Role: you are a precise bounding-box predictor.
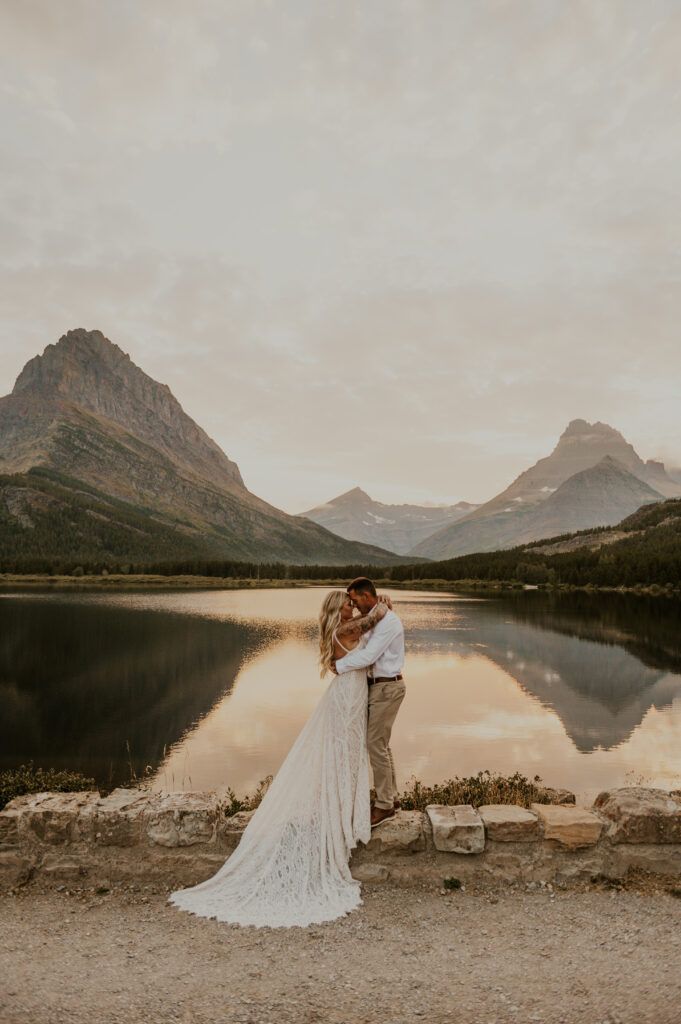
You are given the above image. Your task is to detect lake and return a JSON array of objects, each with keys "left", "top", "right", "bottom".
[{"left": 1, "top": 586, "right": 681, "bottom": 805}]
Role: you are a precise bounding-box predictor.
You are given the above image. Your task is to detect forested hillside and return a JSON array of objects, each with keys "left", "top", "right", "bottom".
[{"left": 3, "top": 493, "right": 681, "bottom": 590}]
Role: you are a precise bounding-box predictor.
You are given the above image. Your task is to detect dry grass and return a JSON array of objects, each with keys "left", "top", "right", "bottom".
[{"left": 398, "top": 769, "right": 556, "bottom": 810}]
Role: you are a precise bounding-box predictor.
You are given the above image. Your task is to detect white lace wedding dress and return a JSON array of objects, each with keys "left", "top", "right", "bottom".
[{"left": 168, "top": 632, "right": 371, "bottom": 928}]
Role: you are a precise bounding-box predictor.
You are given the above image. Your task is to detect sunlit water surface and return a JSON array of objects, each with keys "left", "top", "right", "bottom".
[{"left": 2, "top": 586, "right": 681, "bottom": 804}]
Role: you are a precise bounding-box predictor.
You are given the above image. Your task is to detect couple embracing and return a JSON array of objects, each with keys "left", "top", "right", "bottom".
[{"left": 169, "top": 577, "right": 406, "bottom": 928}]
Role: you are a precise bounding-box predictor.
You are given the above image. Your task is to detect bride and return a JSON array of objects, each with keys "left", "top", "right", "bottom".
[{"left": 167, "top": 589, "right": 392, "bottom": 928}]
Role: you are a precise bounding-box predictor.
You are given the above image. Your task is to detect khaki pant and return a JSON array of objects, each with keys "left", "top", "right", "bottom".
[{"left": 367, "top": 678, "right": 406, "bottom": 810}]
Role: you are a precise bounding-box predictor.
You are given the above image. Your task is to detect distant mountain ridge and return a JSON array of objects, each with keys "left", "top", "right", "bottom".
[
  {"left": 3, "top": 335, "right": 679, "bottom": 568},
  {"left": 0, "top": 328, "right": 409, "bottom": 565},
  {"left": 412, "top": 419, "right": 681, "bottom": 558},
  {"left": 504, "top": 456, "right": 665, "bottom": 545},
  {"left": 300, "top": 486, "right": 477, "bottom": 554},
  {"left": 384, "top": 497, "right": 681, "bottom": 591}
]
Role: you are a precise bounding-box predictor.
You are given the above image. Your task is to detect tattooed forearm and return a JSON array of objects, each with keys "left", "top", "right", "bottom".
[{"left": 336, "top": 600, "right": 388, "bottom": 639}]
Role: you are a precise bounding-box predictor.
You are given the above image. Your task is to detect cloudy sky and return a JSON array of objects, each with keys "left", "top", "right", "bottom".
[{"left": 2, "top": 1, "right": 681, "bottom": 512}]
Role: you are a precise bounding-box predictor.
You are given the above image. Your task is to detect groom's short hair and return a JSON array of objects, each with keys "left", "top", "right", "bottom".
[{"left": 347, "top": 576, "right": 376, "bottom": 597}]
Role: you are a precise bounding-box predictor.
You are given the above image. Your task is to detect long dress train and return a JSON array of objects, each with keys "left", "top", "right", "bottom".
[{"left": 167, "top": 635, "right": 371, "bottom": 928}]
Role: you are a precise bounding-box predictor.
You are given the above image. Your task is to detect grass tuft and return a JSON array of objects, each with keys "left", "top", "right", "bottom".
[
  {"left": 443, "top": 877, "right": 462, "bottom": 890},
  {"left": 222, "top": 774, "right": 274, "bottom": 816}
]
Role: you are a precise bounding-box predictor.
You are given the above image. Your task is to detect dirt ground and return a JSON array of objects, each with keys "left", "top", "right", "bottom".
[{"left": 2, "top": 875, "right": 681, "bottom": 1024}]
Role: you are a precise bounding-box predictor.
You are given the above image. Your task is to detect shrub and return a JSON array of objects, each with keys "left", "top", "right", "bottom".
[
  {"left": 222, "top": 774, "right": 273, "bottom": 816},
  {"left": 0, "top": 761, "right": 96, "bottom": 811},
  {"left": 398, "top": 769, "right": 550, "bottom": 810},
  {"left": 443, "top": 876, "right": 462, "bottom": 890}
]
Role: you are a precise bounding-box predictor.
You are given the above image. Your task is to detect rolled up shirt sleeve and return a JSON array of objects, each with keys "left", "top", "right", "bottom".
[{"left": 335, "top": 616, "right": 402, "bottom": 673}]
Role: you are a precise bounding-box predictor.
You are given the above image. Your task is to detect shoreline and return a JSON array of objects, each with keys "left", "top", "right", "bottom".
[
  {"left": 3, "top": 786, "right": 681, "bottom": 896},
  {"left": 0, "top": 572, "right": 678, "bottom": 597}
]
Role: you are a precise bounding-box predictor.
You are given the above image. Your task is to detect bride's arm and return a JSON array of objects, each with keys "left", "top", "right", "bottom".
[{"left": 335, "top": 596, "right": 391, "bottom": 640}]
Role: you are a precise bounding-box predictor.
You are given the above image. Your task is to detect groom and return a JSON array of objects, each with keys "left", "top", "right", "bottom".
[{"left": 333, "top": 576, "right": 406, "bottom": 828}]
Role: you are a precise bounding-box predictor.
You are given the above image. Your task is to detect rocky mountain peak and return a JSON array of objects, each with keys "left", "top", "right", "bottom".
[
  {"left": 411, "top": 418, "right": 680, "bottom": 559},
  {"left": 10, "top": 327, "right": 245, "bottom": 490},
  {"left": 334, "top": 486, "right": 372, "bottom": 505},
  {"left": 550, "top": 425, "right": 679, "bottom": 497},
  {"left": 558, "top": 419, "right": 628, "bottom": 445},
  {"left": 301, "top": 486, "right": 477, "bottom": 554},
  {"left": 535, "top": 419, "right": 645, "bottom": 482},
  {"left": 13, "top": 328, "right": 132, "bottom": 395},
  {"left": 0, "top": 328, "right": 410, "bottom": 565}
]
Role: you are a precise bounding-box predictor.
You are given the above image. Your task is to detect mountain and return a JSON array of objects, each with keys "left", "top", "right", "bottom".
[
  {"left": 389, "top": 496, "right": 681, "bottom": 591},
  {"left": 299, "top": 486, "right": 477, "bottom": 555},
  {"left": 412, "top": 419, "right": 681, "bottom": 559},
  {"left": 0, "top": 328, "right": 409, "bottom": 565},
  {"left": 505, "top": 457, "right": 665, "bottom": 546}
]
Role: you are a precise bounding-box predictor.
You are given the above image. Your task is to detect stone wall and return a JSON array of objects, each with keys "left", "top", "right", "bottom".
[{"left": 1, "top": 786, "right": 681, "bottom": 889}]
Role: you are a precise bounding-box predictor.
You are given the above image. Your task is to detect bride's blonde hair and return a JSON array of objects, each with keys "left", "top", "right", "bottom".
[{"left": 319, "top": 589, "right": 348, "bottom": 678}]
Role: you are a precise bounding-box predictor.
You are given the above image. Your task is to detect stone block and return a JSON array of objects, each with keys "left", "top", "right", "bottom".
[
  {"left": 21, "top": 791, "right": 101, "bottom": 845},
  {"left": 364, "top": 811, "right": 426, "bottom": 854},
  {"left": 536, "top": 787, "right": 576, "bottom": 805},
  {"left": 146, "top": 792, "right": 219, "bottom": 847},
  {"left": 531, "top": 803, "right": 603, "bottom": 849},
  {"left": 594, "top": 787, "right": 681, "bottom": 845},
  {"left": 478, "top": 804, "right": 540, "bottom": 842},
  {"left": 0, "top": 793, "right": 58, "bottom": 844},
  {"left": 92, "top": 788, "right": 161, "bottom": 846},
  {"left": 426, "top": 805, "right": 485, "bottom": 854},
  {"left": 1, "top": 793, "right": 51, "bottom": 814}
]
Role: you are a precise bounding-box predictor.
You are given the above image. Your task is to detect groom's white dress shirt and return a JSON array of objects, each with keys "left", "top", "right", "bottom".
[{"left": 335, "top": 607, "right": 405, "bottom": 677}]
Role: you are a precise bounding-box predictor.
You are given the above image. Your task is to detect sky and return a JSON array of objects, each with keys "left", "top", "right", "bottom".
[{"left": 2, "top": 0, "right": 681, "bottom": 513}]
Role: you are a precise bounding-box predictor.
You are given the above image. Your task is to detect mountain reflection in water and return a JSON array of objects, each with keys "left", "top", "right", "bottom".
[{"left": 1, "top": 587, "right": 680, "bottom": 803}]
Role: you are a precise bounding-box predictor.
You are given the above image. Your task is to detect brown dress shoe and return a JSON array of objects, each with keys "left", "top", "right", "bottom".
[{"left": 370, "top": 806, "right": 396, "bottom": 828}]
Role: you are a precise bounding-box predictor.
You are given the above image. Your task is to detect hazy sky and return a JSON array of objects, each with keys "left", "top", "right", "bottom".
[{"left": 2, "top": 1, "right": 681, "bottom": 512}]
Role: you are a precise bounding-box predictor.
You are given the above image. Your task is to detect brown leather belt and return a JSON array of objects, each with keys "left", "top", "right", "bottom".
[{"left": 368, "top": 674, "right": 403, "bottom": 684}]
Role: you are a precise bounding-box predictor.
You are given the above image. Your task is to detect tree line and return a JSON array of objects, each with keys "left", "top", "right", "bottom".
[{"left": 2, "top": 477, "right": 680, "bottom": 589}]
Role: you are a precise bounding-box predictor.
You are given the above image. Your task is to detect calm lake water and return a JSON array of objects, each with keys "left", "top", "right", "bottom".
[{"left": 2, "top": 586, "right": 681, "bottom": 804}]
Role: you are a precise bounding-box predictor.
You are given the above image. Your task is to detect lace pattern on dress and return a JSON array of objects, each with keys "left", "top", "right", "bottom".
[{"left": 168, "top": 639, "right": 371, "bottom": 929}]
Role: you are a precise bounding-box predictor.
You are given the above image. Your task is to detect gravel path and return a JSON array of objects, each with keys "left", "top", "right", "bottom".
[{"left": 2, "top": 876, "right": 681, "bottom": 1024}]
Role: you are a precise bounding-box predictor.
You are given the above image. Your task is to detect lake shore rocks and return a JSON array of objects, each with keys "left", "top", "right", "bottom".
[
  {"left": 2, "top": 786, "right": 681, "bottom": 890},
  {"left": 426, "top": 804, "right": 485, "bottom": 853},
  {"left": 594, "top": 787, "right": 681, "bottom": 844},
  {"left": 530, "top": 803, "right": 604, "bottom": 849},
  {"left": 364, "top": 810, "right": 426, "bottom": 855},
  {"left": 478, "top": 804, "right": 541, "bottom": 842}
]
